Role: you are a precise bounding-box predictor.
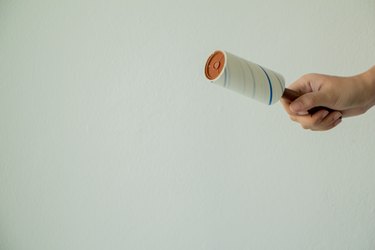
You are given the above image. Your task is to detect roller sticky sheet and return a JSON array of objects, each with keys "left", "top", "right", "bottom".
[{"left": 204, "top": 50, "right": 310, "bottom": 107}]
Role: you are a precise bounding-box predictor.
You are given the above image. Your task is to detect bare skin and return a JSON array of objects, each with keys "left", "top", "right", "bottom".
[{"left": 281, "top": 66, "right": 375, "bottom": 131}]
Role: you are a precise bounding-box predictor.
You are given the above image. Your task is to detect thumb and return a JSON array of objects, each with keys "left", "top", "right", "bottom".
[{"left": 289, "top": 92, "right": 329, "bottom": 114}]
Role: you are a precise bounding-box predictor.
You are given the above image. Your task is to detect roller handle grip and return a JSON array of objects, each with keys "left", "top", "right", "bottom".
[{"left": 282, "top": 88, "right": 334, "bottom": 114}]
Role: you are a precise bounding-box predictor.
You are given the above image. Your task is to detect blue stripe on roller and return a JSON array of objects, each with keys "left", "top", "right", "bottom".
[
  {"left": 259, "top": 65, "right": 273, "bottom": 105},
  {"left": 246, "top": 63, "right": 256, "bottom": 98}
]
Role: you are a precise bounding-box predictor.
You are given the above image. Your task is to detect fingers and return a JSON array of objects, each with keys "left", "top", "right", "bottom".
[
  {"left": 281, "top": 74, "right": 344, "bottom": 131},
  {"left": 282, "top": 96, "right": 342, "bottom": 131},
  {"left": 289, "top": 92, "right": 332, "bottom": 115},
  {"left": 289, "top": 110, "right": 343, "bottom": 131}
]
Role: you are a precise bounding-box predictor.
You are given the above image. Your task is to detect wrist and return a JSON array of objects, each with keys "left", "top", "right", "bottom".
[{"left": 356, "top": 66, "right": 375, "bottom": 108}]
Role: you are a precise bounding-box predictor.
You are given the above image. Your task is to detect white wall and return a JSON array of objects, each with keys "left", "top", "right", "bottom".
[{"left": 1, "top": 1, "right": 375, "bottom": 249}]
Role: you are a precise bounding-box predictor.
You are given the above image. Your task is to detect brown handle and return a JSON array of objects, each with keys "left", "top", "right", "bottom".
[{"left": 282, "top": 88, "right": 334, "bottom": 114}]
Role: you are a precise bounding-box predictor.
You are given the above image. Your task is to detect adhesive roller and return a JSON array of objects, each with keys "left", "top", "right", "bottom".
[{"left": 204, "top": 50, "right": 328, "bottom": 113}]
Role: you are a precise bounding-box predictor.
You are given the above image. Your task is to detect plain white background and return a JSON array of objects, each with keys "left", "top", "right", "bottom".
[{"left": 1, "top": 0, "right": 375, "bottom": 249}]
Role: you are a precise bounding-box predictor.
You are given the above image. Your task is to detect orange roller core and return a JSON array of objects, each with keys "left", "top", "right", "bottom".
[{"left": 205, "top": 51, "right": 225, "bottom": 80}]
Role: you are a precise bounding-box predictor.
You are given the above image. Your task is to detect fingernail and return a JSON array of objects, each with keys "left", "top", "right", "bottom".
[
  {"left": 297, "top": 111, "right": 309, "bottom": 115},
  {"left": 290, "top": 101, "right": 304, "bottom": 112},
  {"left": 334, "top": 118, "right": 342, "bottom": 126},
  {"left": 334, "top": 112, "right": 342, "bottom": 120}
]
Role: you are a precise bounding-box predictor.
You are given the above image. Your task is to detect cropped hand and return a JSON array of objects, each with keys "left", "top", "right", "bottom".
[{"left": 281, "top": 67, "right": 375, "bottom": 131}]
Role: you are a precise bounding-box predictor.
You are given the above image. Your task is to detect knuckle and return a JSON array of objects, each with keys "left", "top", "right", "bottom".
[
  {"left": 301, "top": 73, "right": 317, "bottom": 80},
  {"left": 303, "top": 98, "right": 315, "bottom": 108},
  {"left": 301, "top": 124, "right": 310, "bottom": 130},
  {"left": 310, "top": 127, "right": 323, "bottom": 131},
  {"left": 357, "top": 107, "right": 368, "bottom": 115}
]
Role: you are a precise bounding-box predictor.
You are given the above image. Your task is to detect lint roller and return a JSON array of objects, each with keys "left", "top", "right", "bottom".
[{"left": 204, "top": 50, "right": 328, "bottom": 113}]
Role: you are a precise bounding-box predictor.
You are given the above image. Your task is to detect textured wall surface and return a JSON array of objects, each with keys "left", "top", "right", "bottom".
[{"left": 1, "top": 1, "right": 375, "bottom": 249}]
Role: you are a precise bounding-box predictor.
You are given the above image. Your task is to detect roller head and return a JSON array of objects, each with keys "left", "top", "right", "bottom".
[
  {"left": 205, "top": 50, "right": 226, "bottom": 80},
  {"left": 204, "top": 50, "right": 285, "bottom": 105}
]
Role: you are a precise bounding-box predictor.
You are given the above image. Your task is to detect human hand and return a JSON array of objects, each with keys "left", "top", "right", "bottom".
[{"left": 281, "top": 66, "right": 375, "bottom": 131}]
